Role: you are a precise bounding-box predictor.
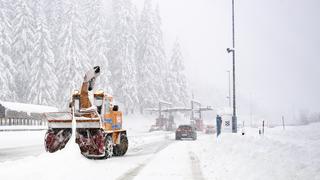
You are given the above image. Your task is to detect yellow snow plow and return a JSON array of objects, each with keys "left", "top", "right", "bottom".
[{"left": 44, "top": 66, "right": 128, "bottom": 158}]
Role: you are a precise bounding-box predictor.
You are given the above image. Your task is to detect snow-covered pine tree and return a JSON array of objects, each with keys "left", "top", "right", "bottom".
[
  {"left": 11, "top": 0, "right": 36, "bottom": 102},
  {"left": 43, "top": 0, "right": 63, "bottom": 36},
  {"left": 0, "top": 0, "right": 16, "bottom": 101},
  {"left": 168, "top": 40, "right": 189, "bottom": 106},
  {"left": 0, "top": 0, "right": 12, "bottom": 55},
  {"left": 108, "top": 0, "right": 138, "bottom": 114},
  {"left": 136, "top": 0, "right": 166, "bottom": 111},
  {"left": 84, "top": 0, "right": 111, "bottom": 92},
  {"left": 0, "top": 43, "right": 9, "bottom": 100},
  {"left": 165, "top": 64, "right": 178, "bottom": 105},
  {"left": 56, "top": 0, "right": 90, "bottom": 108},
  {"left": 153, "top": 4, "right": 167, "bottom": 101},
  {"left": 28, "top": 3, "right": 58, "bottom": 106},
  {"left": 0, "top": 30, "right": 14, "bottom": 101},
  {"left": 43, "top": 0, "right": 63, "bottom": 66}
]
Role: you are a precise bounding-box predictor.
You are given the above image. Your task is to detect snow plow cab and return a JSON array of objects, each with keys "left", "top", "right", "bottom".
[{"left": 44, "top": 66, "right": 128, "bottom": 159}]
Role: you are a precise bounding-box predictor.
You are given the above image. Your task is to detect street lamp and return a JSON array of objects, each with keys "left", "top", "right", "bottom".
[{"left": 227, "top": 0, "right": 237, "bottom": 133}]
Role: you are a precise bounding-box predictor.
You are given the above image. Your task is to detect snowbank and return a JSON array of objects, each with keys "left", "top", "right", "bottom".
[
  {"left": 0, "top": 100, "right": 58, "bottom": 114},
  {"left": 191, "top": 123, "right": 320, "bottom": 180}
]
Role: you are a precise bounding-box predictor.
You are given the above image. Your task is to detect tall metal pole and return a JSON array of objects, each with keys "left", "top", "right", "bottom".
[
  {"left": 227, "top": 70, "right": 231, "bottom": 107},
  {"left": 250, "top": 93, "right": 253, "bottom": 127},
  {"left": 231, "top": 0, "right": 237, "bottom": 133}
]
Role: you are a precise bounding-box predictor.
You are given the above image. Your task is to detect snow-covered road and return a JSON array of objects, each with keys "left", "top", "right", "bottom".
[
  {"left": 0, "top": 121, "right": 319, "bottom": 180},
  {"left": 131, "top": 136, "right": 208, "bottom": 180},
  {"left": 0, "top": 145, "right": 44, "bottom": 162},
  {"left": 0, "top": 128, "right": 179, "bottom": 180},
  {"left": 0, "top": 130, "right": 46, "bottom": 162},
  {"left": 0, "top": 130, "right": 173, "bottom": 161},
  {"left": 0, "top": 128, "right": 208, "bottom": 180},
  {"left": 0, "top": 132, "right": 172, "bottom": 163}
]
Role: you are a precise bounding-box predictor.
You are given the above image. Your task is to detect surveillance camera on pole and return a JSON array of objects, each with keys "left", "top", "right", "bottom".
[{"left": 226, "top": 48, "right": 234, "bottom": 53}]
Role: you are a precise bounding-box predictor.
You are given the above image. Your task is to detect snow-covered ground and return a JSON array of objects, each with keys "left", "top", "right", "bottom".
[
  {"left": 0, "top": 130, "right": 46, "bottom": 149},
  {"left": 0, "top": 115, "right": 319, "bottom": 180},
  {"left": 193, "top": 123, "right": 320, "bottom": 180}
]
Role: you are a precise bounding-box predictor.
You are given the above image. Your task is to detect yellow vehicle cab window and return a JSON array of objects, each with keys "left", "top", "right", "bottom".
[{"left": 94, "top": 96, "right": 103, "bottom": 114}]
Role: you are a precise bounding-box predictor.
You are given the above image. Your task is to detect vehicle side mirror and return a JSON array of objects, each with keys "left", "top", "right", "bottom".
[
  {"left": 113, "top": 105, "right": 119, "bottom": 111},
  {"left": 69, "top": 102, "right": 73, "bottom": 108}
]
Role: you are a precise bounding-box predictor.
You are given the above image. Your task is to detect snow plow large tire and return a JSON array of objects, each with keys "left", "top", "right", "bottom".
[
  {"left": 103, "top": 135, "right": 113, "bottom": 159},
  {"left": 113, "top": 134, "right": 128, "bottom": 156}
]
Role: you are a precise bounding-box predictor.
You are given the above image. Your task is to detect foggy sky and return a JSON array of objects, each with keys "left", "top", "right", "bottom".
[{"left": 132, "top": 0, "right": 320, "bottom": 123}]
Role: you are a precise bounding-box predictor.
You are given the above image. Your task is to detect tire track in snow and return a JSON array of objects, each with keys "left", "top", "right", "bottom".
[
  {"left": 189, "top": 151, "right": 205, "bottom": 180},
  {"left": 117, "top": 138, "right": 174, "bottom": 180}
]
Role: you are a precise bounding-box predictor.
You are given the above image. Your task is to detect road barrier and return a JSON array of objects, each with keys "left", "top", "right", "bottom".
[{"left": 0, "top": 104, "right": 48, "bottom": 131}]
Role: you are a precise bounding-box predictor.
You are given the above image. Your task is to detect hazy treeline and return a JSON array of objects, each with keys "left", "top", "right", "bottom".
[{"left": 0, "top": 0, "right": 189, "bottom": 113}]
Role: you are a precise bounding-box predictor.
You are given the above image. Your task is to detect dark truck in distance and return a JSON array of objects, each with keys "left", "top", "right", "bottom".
[{"left": 175, "top": 125, "right": 197, "bottom": 140}]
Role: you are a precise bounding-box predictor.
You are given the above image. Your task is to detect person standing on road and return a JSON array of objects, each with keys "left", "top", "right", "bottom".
[{"left": 216, "top": 115, "right": 222, "bottom": 137}]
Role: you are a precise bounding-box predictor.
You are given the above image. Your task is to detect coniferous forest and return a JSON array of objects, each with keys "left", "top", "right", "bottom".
[{"left": 0, "top": 0, "right": 189, "bottom": 113}]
